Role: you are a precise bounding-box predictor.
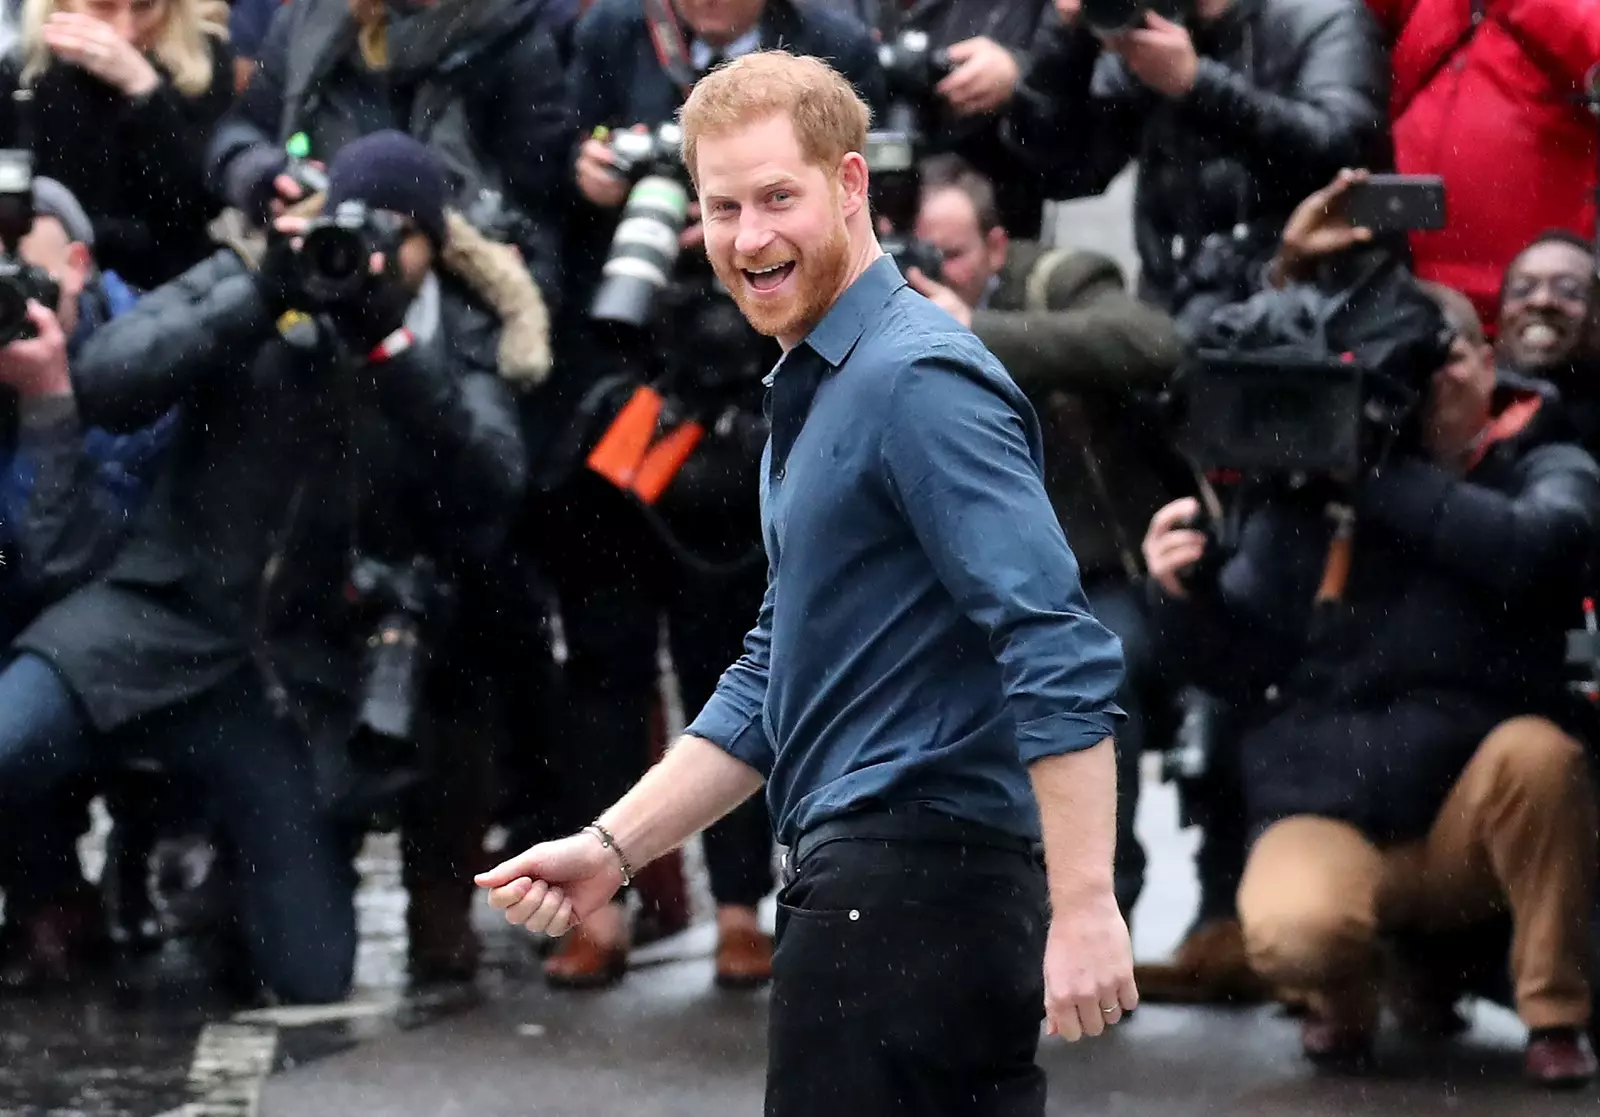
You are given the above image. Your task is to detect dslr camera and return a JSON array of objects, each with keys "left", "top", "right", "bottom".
[
  {"left": 1079, "top": 0, "right": 1189, "bottom": 34},
  {"left": 296, "top": 200, "right": 409, "bottom": 309},
  {"left": 878, "top": 29, "right": 952, "bottom": 133},
  {"left": 342, "top": 554, "right": 452, "bottom": 822},
  {"left": 0, "top": 150, "right": 61, "bottom": 347},
  {"left": 863, "top": 130, "right": 945, "bottom": 282},
  {"left": 591, "top": 122, "right": 695, "bottom": 330}
]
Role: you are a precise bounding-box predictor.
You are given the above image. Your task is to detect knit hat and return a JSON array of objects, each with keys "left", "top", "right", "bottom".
[
  {"left": 32, "top": 176, "right": 95, "bottom": 248},
  {"left": 324, "top": 131, "right": 448, "bottom": 249}
]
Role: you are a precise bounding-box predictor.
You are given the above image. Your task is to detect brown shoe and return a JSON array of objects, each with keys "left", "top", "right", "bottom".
[
  {"left": 543, "top": 928, "right": 628, "bottom": 990},
  {"left": 0, "top": 891, "right": 109, "bottom": 991},
  {"left": 1133, "top": 918, "right": 1271, "bottom": 1005},
  {"left": 714, "top": 927, "right": 773, "bottom": 989},
  {"left": 1525, "top": 1029, "right": 1597, "bottom": 1089},
  {"left": 1301, "top": 1010, "right": 1376, "bottom": 1068}
]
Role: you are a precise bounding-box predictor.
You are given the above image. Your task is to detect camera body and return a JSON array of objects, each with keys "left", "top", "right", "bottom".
[
  {"left": 591, "top": 122, "right": 695, "bottom": 329},
  {"left": 0, "top": 149, "right": 59, "bottom": 346},
  {"left": 863, "top": 129, "right": 945, "bottom": 283},
  {"left": 297, "top": 200, "right": 409, "bottom": 309},
  {"left": 345, "top": 554, "right": 450, "bottom": 751},
  {"left": 879, "top": 29, "right": 953, "bottom": 109},
  {"left": 1080, "top": 0, "right": 1189, "bottom": 34}
]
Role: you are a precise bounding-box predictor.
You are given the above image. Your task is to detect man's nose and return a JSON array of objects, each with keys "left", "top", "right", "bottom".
[{"left": 734, "top": 220, "right": 774, "bottom": 258}]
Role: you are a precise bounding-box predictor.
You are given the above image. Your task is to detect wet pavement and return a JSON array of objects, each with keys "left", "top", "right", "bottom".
[{"left": 2, "top": 769, "right": 1592, "bottom": 1117}]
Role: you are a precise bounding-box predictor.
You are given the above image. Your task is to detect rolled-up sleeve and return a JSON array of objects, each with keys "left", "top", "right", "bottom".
[
  {"left": 881, "top": 344, "right": 1126, "bottom": 763},
  {"left": 686, "top": 563, "right": 777, "bottom": 777}
]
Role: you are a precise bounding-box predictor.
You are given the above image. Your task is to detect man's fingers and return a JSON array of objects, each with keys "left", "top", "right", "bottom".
[
  {"left": 1075, "top": 996, "right": 1106, "bottom": 1038},
  {"left": 476, "top": 853, "right": 541, "bottom": 890},
  {"left": 546, "top": 898, "right": 578, "bottom": 938},
  {"left": 1119, "top": 975, "right": 1140, "bottom": 1013},
  {"left": 1150, "top": 497, "right": 1201, "bottom": 534},
  {"left": 274, "top": 174, "right": 304, "bottom": 202},
  {"left": 486, "top": 876, "right": 533, "bottom": 911},
  {"left": 502, "top": 879, "right": 549, "bottom": 924}
]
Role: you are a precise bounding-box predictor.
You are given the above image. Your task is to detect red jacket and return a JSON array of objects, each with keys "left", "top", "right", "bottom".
[{"left": 1366, "top": 0, "right": 1600, "bottom": 329}]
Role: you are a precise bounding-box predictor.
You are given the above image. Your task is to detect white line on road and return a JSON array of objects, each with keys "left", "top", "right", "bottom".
[{"left": 154, "top": 1021, "right": 279, "bottom": 1117}]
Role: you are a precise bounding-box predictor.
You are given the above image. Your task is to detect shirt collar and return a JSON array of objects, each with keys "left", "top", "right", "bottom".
[
  {"left": 691, "top": 27, "right": 760, "bottom": 70},
  {"left": 800, "top": 254, "right": 906, "bottom": 369}
]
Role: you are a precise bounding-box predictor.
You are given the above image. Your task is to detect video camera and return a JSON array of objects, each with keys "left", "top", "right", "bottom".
[
  {"left": 590, "top": 122, "right": 695, "bottom": 330},
  {"left": 863, "top": 130, "right": 945, "bottom": 282},
  {"left": 295, "top": 200, "right": 409, "bottom": 310},
  {"left": 0, "top": 150, "right": 61, "bottom": 347}
]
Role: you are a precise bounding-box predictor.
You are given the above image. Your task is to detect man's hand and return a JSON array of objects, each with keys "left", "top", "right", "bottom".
[
  {"left": 41, "top": 12, "right": 160, "bottom": 98},
  {"left": 907, "top": 267, "right": 973, "bottom": 329},
  {"left": 1268, "top": 168, "right": 1374, "bottom": 287},
  {"left": 577, "top": 137, "right": 630, "bottom": 209},
  {"left": 1105, "top": 14, "right": 1199, "bottom": 99},
  {"left": 1043, "top": 888, "right": 1137, "bottom": 1040},
  {"left": 1142, "top": 496, "right": 1208, "bottom": 598},
  {"left": 937, "top": 37, "right": 1021, "bottom": 117},
  {"left": 475, "top": 832, "right": 626, "bottom": 938},
  {"left": 0, "top": 302, "right": 72, "bottom": 400}
]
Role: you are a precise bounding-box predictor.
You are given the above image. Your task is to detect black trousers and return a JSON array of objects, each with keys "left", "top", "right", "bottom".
[
  {"left": 767, "top": 810, "right": 1049, "bottom": 1117},
  {"left": 538, "top": 479, "right": 774, "bottom": 906}
]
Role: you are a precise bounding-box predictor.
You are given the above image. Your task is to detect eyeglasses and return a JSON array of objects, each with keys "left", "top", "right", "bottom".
[{"left": 1504, "top": 273, "right": 1594, "bottom": 305}]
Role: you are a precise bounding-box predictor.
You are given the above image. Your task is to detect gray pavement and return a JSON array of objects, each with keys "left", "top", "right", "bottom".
[{"left": 255, "top": 774, "right": 1586, "bottom": 1117}]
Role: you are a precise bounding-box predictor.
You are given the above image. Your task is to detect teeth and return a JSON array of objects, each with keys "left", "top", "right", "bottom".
[
  {"left": 1521, "top": 323, "right": 1560, "bottom": 348},
  {"left": 748, "top": 263, "right": 788, "bottom": 275}
]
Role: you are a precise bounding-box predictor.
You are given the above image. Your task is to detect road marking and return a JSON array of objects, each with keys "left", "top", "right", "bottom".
[{"left": 155, "top": 1021, "right": 279, "bottom": 1117}]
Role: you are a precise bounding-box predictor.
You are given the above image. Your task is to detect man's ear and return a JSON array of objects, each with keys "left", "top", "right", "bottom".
[
  {"left": 65, "top": 241, "right": 93, "bottom": 283},
  {"left": 838, "top": 152, "right": 869, "bottom": 218},
  {"left": 986, "top": 226, "right": 1009, "bottom": 273}
]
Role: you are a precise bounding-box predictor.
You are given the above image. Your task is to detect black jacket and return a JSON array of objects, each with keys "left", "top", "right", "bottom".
[
  {"left": 1011, "top": 0, "right": 1388, "bottom": 330},
  {"left": 14, "top": 251, "right": 526, "bottom": 737},
  {"left": 0, "top": 39, "right": 235, "bottom": 290},
  {"left": 1150, "top": 385, "right": 1600, "bottom": 842},
  {"left": 206, "top": 0, "right": 574, "bottom": 304}
]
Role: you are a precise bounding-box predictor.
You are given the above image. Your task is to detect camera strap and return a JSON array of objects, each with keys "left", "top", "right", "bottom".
[
  {"left": 643, "top": 0, "right": 700, "bottom": 100},
  {"left": 586, "top": 383, "right": 706, "bottom": 504}
]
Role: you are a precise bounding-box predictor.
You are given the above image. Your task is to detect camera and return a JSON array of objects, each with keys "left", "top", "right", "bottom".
[
  {"left": 879, "top": 30, "right": 953, "bottom": 110},
  {"left": 345, "top": 553, "right": 450, "bottom": 758},
  {"left": 863, "top": 130, "right": 945, "bottom": 282},
  {"left": 1080, "top": 0, "right": 1189, "bottom": 34},
  {"left": 590, "top": 122, "right": 695, "bottom": 330},
  {"left": 296, "top": 200, "right": 408, "bottom": 309},
  {"left": 0, "top": 149, "right": 59, "bottom": 346}
]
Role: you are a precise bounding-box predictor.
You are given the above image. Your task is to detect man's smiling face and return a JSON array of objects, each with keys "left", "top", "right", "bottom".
[{"left": 696, "top": 113, "right": 857, "bottom": 350}]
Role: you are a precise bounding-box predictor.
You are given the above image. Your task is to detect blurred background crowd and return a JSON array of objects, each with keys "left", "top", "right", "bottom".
[{"left": 0, "top": 0, "right": 1594, "bottom": 1093}]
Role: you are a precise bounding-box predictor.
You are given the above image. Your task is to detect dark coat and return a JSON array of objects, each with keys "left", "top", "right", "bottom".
[
  {"left": 1011, "top": 0, "right": 1389, "bottom": 329},
  {"left": 972, "top": 241, "right": 1187, "bottom": 582},
  {"left": 14, "top": 250, "right": 526, "bottom": 737},
  {"left": 0, "top": 38, "right": 235, "bottom": 290},
  {"left": 1150, "top": 386, "right": 1600, "bottom": 842}
]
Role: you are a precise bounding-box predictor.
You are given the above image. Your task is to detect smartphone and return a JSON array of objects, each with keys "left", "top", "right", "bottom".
[{"left": 1342, "top": 174, "right": 1447, "bottom": 233}]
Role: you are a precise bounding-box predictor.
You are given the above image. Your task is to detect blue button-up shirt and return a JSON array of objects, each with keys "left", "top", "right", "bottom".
[{"left": 686, "top": 256, "right": 1125, "bottom": 844}]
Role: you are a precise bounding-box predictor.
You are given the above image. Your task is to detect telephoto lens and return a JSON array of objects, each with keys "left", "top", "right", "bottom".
[{"left": 590, "top": 174, "right": 692, "bottom": 328}]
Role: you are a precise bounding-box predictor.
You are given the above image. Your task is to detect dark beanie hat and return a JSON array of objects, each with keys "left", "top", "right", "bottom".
[{"left": 324, "top": 131, "right": 448, "bottom": 248}]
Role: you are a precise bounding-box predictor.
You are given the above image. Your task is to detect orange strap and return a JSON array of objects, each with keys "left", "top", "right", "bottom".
[
  {"left": 585, "top": 385, "right": 704, "bottom": 505},
  {"left": 1314, "top": 505, "right": 1356, "bottom": 606}
]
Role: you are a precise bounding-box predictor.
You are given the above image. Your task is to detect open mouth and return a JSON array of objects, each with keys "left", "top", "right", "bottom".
[
  {"left": 742, "top": 261, "right": 796, "bottom": 294},
  {"left": 1519, "top": 321, "right": 1564, "bottom": 351}
]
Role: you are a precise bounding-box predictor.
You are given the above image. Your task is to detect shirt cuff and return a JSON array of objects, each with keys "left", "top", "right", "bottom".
[
  {"left": 686, "top": 700, "right": 771, "bottom": 776},
  {"left": 1016, "top": 710, "right": 1122, "bottom": 766}
]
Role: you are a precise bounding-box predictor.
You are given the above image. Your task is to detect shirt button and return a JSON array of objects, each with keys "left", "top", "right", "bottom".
[{"left": 848, "top": 909, "right": 860, "bottom": 921}]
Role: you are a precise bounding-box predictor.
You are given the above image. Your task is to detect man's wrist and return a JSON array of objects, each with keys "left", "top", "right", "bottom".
[{"left": 584, "top": 820, "right": 637, "bottom": 887}]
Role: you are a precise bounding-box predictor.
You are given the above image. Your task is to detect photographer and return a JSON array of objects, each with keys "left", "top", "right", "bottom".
[
  {"left": 0, "top": 178, "right": 175, "bottom": 989},
  {"left": 1497, "top": 232, "right": 1600, "bottom": 440},
  {"left": 0, "top": 133, "right": 525, "bottom": 1006},
  {"left": 206, "top": 0, "right": 573, "bottom": 302},
  {"left": 1008, "top": 0, "right": 1388, "bottom": 334},
  {"left": 532, "top": 0, "right": 882, "bottom": 990},
  {"left": 1145, "top": 176, "right": 1600, "bottom": 1085},
  {"left": 905, "top": 154, "right": 1186, "bottom": 928},
  {"left": 0, "top": 0, "right": 235, "bottom": 290},
  {"left": 870, "top": 0, "right": 1057, "bottom": 238}
]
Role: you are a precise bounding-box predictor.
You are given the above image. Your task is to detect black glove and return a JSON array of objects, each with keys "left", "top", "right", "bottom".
[
  {"left": 255, "top": 231, "right": 303, "bottom": 318},
  {"left": 325, "top": 271, "right": 414, "bottom": 355},
  {"left": 224, "top": 145, "right": 289, "bottom": 228}
]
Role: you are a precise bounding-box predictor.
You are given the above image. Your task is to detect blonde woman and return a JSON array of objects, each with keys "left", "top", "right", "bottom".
[{"left": 0, "top": 0, "right": 234, "bottom": 289}]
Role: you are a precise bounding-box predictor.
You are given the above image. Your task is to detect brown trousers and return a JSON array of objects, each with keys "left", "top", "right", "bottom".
[{"left": 1238, "top": 717, "right": 1598, "bottom": 1030}]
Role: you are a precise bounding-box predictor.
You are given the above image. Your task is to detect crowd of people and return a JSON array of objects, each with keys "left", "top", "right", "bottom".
[{"left": 0, "top": 0, "right": 1594, "bottom": 1095}]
